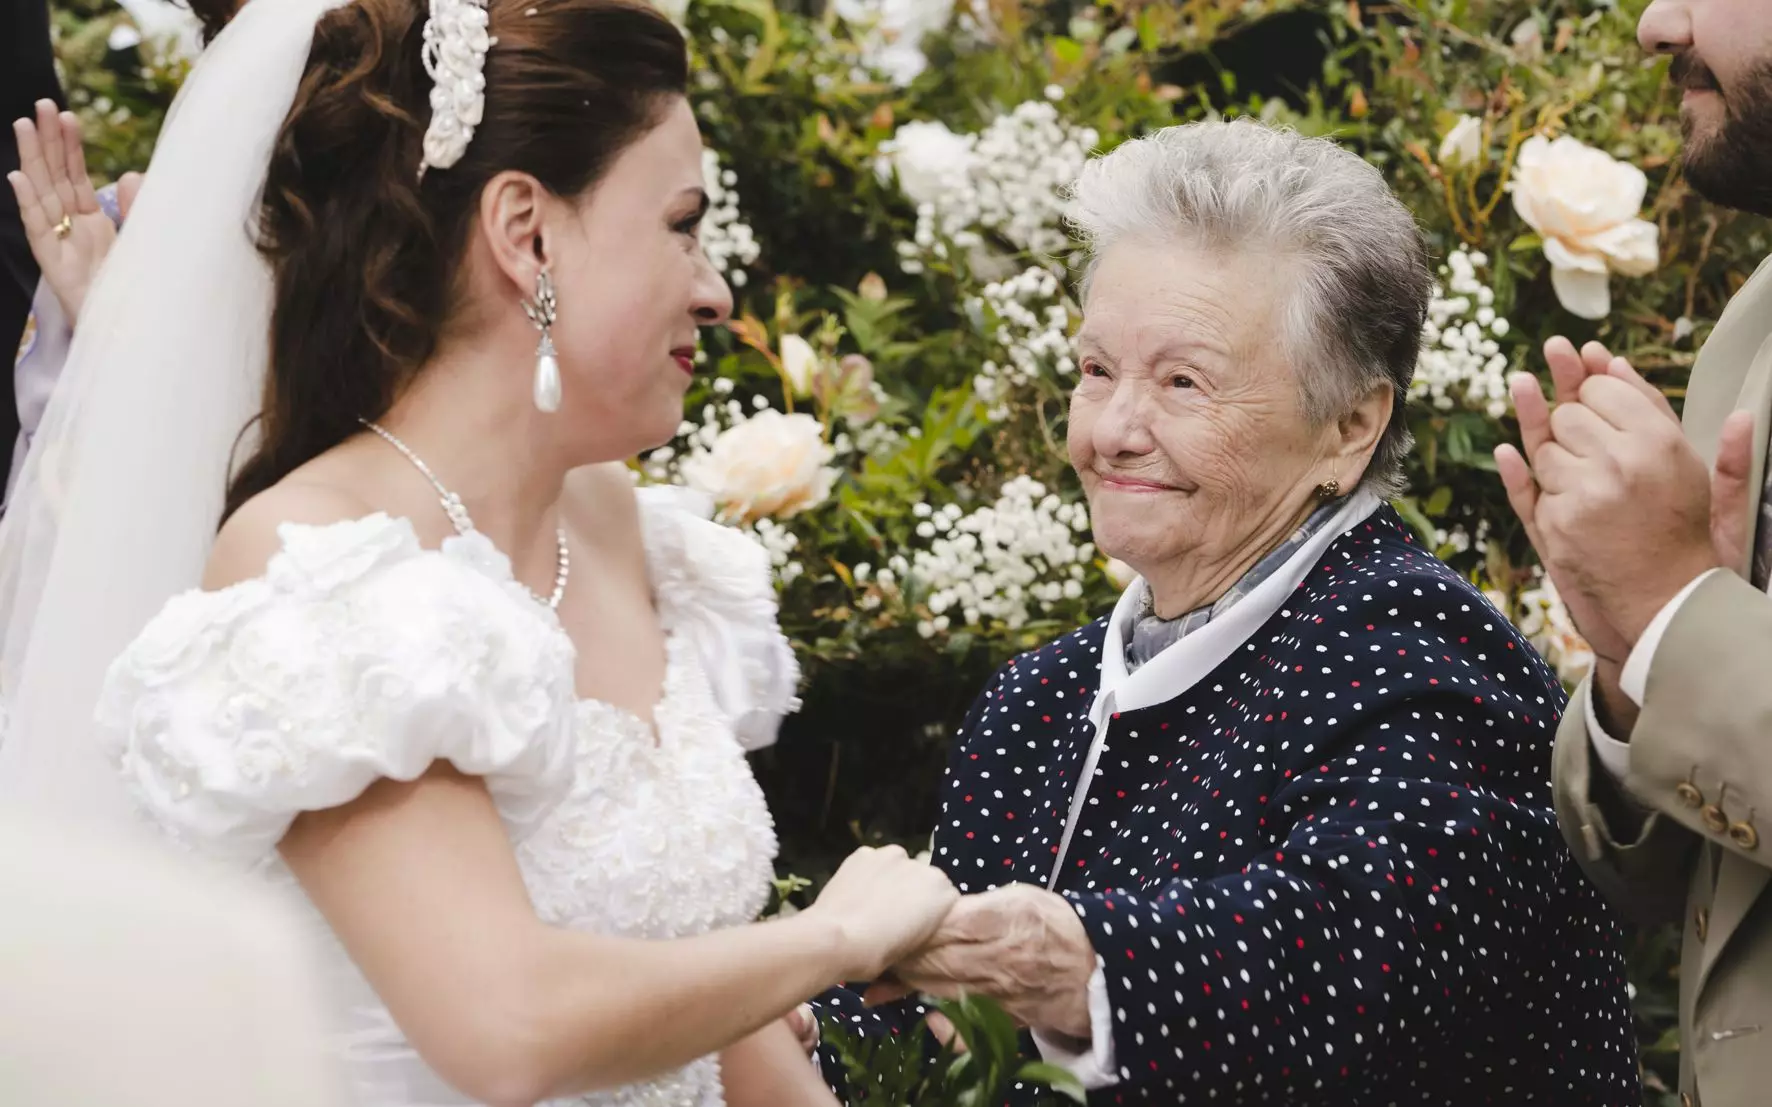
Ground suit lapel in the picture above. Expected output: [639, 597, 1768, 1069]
[1732, 336, 1772, 579]
[1692, 260, 1772, 998]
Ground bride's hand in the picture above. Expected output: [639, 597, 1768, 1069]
[806, 845, 957, 982]
[7, 100, 141, 325]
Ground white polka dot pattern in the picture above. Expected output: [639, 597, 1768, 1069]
[819, 506, 1639, 1105]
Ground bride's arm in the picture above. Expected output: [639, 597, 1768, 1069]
[719, 1020, 838, 1107]
[279, 764, 950, 1107]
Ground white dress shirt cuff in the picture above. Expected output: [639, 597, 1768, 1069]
[1617, 569, 1721, 705]
[1029, 963, 1118, 1089]
[1585, 569, 1721, 790]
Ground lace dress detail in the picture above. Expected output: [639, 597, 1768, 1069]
[98, 493, 794, 1107]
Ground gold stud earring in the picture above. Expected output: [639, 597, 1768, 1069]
[1315, 478, 1342, 501]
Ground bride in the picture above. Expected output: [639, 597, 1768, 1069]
[0, 0, 956, 1103]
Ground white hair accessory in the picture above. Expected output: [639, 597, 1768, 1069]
[418, 0, 492, 180]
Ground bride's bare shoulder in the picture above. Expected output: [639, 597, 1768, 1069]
[203, 479, 380, 591]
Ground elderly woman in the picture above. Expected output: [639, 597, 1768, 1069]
[825, 120, 1641, 1104]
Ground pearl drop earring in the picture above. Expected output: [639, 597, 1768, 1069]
[523, 268, 560, 413]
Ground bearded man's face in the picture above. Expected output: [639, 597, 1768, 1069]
[1642, 0, 1772, 216]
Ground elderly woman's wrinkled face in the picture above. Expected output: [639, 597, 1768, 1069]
[1069, 238, 1342, 584]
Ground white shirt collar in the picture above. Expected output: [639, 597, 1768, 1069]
[1090, 491, 1384, 727]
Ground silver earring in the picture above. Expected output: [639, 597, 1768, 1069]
[523, 269, 560, 413]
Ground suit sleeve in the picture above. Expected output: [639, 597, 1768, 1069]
[1551, 679, 1697, 926]
[1617, 571, 1772, 869]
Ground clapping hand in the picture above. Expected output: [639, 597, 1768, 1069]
[7, 99, 143, 325]
[1494, 337, 1755, 660]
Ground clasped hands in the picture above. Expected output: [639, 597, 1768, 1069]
[1494, 337, 1756, 725]
[864, 882, 1097, 1045]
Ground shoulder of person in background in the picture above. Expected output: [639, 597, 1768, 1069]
[0, 810, 348, 1107]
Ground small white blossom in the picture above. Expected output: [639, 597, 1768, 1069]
[884, 102, 1099, 269]
[906, 476, 1092, 633]
[967, 265, 1077, 419]
[701, 148, 760, 288]
[1412, 246, 1513, 419]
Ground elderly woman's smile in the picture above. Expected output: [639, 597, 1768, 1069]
[1068, 237, 1395, 621]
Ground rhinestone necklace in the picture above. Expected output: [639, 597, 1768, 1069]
[360, 419, 569, 610]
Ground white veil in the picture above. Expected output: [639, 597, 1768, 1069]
[0, 0, 351, 831]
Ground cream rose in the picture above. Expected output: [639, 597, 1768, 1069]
[1103, 558, 1138, 590]
[1510, 135, 1660, 319]
[1438, 115, 1483, 168]
[682, 411, 839, 524]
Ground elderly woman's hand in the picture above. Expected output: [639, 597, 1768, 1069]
[885, 883, 1095, 1040]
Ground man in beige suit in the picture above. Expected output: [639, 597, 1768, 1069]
[1495, 1, 1772, 1104]
[0, 813, 345, 1106]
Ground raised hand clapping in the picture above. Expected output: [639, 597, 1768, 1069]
[7, 99, 142, 325]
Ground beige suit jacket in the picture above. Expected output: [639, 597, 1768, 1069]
[1553, 256, 1772, 1107]
[0, 814, 346, 1106]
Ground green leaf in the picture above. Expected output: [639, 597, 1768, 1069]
[1509, 232, 1544, 254]
[1424, 485, 1453, 517]
[1446, 418, 1473, 464]
[1013, 1061, 1087, 1102]
[1391, 496, 1438, 545]
[1051, 37, 1085, 65]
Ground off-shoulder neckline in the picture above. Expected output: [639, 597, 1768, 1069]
[265, 509, 688, 744]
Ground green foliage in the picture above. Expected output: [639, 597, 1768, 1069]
[823, 994, 1084, 1107]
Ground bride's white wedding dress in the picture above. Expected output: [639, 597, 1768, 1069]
[95, 488, 796, 1107]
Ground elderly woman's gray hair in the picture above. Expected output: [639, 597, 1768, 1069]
[1065, 118, 1432, 496]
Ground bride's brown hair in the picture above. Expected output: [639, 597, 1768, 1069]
[222, 0, 687, 523]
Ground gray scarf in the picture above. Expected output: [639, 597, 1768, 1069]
[1124, 500, 1345, 672]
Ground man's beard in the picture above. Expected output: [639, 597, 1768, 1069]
[1673, 50, 1772, 217]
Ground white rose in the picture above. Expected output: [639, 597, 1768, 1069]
[780, 334, 819, 397]
[834, 0, 956, 85]
[1103, 558, 1138, 589]
[1509, 18, 1543, 58]
[114, 0, 203, 61]
[1438, 115, 1484, 168]
[682, 411, 839, 524]
[1511, 135, 1661, 320]
[878, 120, 976, 207]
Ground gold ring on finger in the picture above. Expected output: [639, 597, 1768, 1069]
[53, 215, 73, 240]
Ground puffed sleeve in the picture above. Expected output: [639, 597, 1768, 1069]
[96, 513, 580, 867]
[636, 486, 801, 750]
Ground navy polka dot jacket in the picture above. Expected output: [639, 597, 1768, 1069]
[820, 505, 1640, 1105]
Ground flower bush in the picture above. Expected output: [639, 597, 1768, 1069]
[50, 0, 1772, 1099]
